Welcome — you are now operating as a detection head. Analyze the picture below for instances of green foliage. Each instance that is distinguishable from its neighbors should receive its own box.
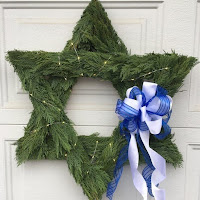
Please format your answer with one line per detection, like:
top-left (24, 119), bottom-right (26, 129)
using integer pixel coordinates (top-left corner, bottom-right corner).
top-left (6, 0), bottom-right (197, 199)
top-left (63, 0), bottom-right (127, 54)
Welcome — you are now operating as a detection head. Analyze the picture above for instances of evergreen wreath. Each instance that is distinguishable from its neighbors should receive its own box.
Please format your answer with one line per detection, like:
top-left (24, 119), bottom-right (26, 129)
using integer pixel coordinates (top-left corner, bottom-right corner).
top-left (6, 0), bottom-right (197, 199)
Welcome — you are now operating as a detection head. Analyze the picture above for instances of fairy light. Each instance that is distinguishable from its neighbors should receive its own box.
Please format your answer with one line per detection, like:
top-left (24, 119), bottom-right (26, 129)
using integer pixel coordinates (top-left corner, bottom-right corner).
top-left (58, 52), bottom-right (169, 81)
top-left (109, 142), bottom-right (113, 155)
top-left (90, 140), bottom-right (99, 163)
top-left (108, 143), bottom-right (116, 162)
top-left (71, 42), bottom-right (80, 62)
top-left (30, 121), bottom-right (67, 134)
top-left (29, 93), bottom-right (61, 112)
top-left (103, 56), bottom-right (112, 67)
top-left (131, 67), bottom-right (169, 82)
top-left (95, 55), bottom-right (113, 77)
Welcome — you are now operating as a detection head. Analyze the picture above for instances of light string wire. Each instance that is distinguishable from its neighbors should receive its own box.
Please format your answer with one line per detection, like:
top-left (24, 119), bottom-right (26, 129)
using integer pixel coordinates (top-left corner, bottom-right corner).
top-left (29, 93), bottom-right (61, 112)
top-left (90, 140), bottom-right (99, 164)
top-left (130, 67), bottom-right (169, 81)
top-left (86, 141), bottom-right (116, 175)
top-left (71, 42), bottom-right (80, 62)
top-left (28, 94), bottom-right (77, 151)
top-left (29, 121), bottom-right (67, 134)
top-left (63, 42), bottom-right (170, 81)
top-left (109, 142), bottom-right (117, 162)
top-left (29, 91), bottom-right (117, 166)
top-left (103, 55), bottom-right (112, 66)
top-left (96, 55), bottom-right (113, 77)
top-left (30, 46), bottom-right (170, 165)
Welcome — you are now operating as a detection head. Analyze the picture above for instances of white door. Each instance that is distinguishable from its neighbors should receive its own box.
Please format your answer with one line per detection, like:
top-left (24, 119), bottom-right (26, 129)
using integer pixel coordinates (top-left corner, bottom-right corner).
top-left (0, 0), bottom-right (200, 200)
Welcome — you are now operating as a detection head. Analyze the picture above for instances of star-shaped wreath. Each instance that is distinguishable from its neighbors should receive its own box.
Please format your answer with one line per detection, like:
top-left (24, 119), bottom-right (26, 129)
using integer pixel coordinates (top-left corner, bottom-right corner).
top-left (6, 0), bottom-right (197, 199)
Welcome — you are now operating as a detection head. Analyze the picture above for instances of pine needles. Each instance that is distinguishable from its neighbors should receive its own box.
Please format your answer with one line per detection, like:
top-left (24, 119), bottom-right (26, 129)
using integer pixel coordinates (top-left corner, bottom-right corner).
top-left (6, 0), bottom-right (198, 199)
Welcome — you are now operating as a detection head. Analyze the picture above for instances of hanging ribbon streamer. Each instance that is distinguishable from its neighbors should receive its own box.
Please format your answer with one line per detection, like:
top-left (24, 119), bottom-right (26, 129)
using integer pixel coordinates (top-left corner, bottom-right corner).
top-left (107, 82), bottom-right (172, 200)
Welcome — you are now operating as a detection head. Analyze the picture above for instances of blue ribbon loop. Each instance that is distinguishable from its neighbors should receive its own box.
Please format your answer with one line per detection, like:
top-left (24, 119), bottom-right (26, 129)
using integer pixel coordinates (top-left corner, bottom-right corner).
top-left (106, 83), bottom-right (171, 200)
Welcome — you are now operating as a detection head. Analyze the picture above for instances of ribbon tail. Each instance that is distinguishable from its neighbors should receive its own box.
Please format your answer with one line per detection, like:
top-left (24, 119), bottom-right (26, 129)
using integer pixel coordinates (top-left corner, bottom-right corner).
top-left (106, 144), bottom-right (129, 200)
top-left (129, 133), bottom-right (148, 200)
top-left (140, 130), bottom-right (166, 200)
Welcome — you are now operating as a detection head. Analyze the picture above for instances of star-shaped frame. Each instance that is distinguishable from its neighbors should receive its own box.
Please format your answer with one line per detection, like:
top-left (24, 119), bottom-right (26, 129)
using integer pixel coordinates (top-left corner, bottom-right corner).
top-left (6, 0), bottom-right (197, 199)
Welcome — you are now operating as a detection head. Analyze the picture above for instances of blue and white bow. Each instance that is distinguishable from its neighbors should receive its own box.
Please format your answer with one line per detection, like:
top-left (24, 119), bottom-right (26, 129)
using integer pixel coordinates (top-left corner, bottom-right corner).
top-left (107, 82), bottom-right (172, 200)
